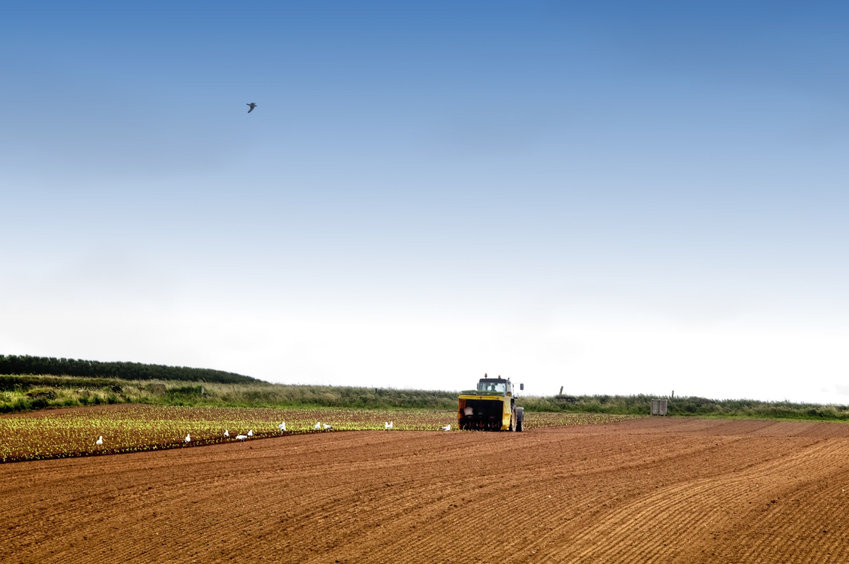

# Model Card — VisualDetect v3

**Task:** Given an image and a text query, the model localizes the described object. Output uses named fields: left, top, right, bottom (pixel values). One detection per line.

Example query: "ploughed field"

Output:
left=3, top=415, right=849, bottom=563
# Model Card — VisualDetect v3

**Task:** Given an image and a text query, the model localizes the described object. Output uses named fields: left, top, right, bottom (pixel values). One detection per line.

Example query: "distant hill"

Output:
left=0, top=354, right=259, bottom=384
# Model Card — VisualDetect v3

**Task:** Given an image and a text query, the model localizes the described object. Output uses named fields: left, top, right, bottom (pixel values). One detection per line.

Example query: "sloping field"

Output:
left=3, top=417, right=849, bottom=563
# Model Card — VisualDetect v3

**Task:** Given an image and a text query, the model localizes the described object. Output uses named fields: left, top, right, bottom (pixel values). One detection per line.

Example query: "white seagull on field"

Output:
left=96, top=436, right=103, bottom=445
left=385, top=421, right=393, bottom=430
left=323, top=423, right=332, bottom=430
left=224, top=429, right=229, bottom=437
left=314, top=422, right=322, bottom=430
left=185, top=433, right=191, bottom=443
left=235, top=434, right=247, bottom=440
left=278, top=422, right=286, bottom=432
left=441, top=425, right=451, bottom=431
left=247, top=429, right=253, bottom=437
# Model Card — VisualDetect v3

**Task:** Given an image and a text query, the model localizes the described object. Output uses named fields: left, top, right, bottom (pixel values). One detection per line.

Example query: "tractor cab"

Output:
left=475, top=377, right=512, bottom=395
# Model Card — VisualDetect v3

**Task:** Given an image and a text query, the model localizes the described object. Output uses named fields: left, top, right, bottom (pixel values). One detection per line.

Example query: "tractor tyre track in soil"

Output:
left=3, top=418, right=849, bottom=563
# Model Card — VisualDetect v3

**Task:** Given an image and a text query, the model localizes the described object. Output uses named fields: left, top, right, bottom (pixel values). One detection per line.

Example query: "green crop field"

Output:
left=0, top=404, right=636, bottom=463
left=4, top=356, right=849, bottom=466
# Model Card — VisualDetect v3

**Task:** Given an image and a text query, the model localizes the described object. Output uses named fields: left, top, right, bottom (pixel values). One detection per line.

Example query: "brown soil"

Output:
left=3, top=417, right=849, bottom=563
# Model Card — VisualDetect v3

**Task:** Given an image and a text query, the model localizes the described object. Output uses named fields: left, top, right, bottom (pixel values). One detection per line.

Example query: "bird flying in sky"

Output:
left=247, top=102, right=257, bottom=113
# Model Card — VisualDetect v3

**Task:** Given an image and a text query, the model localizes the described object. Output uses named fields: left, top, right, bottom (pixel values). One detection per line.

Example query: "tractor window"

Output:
left=477, top=381, right=507, bottom=393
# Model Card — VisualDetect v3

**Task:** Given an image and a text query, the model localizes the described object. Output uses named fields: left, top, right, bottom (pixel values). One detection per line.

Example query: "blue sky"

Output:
left=3, top=2, right=848, bottom=402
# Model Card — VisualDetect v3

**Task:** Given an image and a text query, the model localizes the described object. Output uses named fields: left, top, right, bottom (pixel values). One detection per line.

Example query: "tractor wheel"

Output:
left=509, top=411, right=516, bottom=432
left=516, top=407, right=524, bottom=432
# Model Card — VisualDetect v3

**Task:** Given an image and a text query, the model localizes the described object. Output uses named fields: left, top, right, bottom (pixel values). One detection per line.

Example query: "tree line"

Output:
left=0, top=355, right=259, bottom=384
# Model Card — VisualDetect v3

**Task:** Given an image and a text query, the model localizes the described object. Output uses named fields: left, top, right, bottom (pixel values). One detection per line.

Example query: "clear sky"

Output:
left=3, top=1, right=848, bottom=403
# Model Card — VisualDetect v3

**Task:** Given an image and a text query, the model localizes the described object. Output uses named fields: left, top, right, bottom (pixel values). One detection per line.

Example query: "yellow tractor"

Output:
left=457, top=375, right=524, bottom=431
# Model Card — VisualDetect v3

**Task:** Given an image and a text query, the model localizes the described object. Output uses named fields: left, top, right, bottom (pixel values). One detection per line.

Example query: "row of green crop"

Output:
left=0, top=405, right=636, bottom=463
left=520, top=394, right=849, bottom=420
left=0, top=374, right=459, bottom=413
